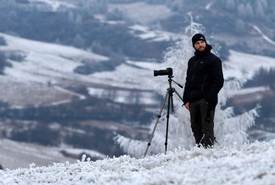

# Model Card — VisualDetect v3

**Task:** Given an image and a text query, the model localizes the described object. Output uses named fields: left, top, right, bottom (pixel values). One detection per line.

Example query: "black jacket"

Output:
left=183, top=45, right=224, bottom=108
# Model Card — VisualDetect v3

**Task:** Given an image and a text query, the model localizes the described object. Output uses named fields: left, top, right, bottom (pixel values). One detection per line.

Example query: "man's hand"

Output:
left=184, top=102, right=190, bottom=111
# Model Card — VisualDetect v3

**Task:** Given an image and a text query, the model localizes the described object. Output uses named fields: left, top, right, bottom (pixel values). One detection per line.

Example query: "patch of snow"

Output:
left=229, top=86, right=270, bottom=96
left=205, top=2, right=214, bottom=10
left=129, top=24, right=178, bottom=42
left=0, top=33, right=108, bottom=62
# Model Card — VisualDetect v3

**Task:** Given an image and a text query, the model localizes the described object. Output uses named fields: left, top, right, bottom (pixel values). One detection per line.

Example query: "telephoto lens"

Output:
left=154, top=68, right=173, bottom=77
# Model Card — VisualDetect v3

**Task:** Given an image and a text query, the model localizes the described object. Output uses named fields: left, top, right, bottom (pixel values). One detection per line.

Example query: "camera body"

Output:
left=154, top=68, right=173, bottom=77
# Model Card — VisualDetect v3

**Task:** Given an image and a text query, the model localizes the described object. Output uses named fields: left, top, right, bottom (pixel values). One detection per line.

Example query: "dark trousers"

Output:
left=190, top=99, right=215, bottom=148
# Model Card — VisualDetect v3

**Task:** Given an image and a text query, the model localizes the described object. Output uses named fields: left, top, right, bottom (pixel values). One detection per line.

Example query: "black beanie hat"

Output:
left=192, top=33, right=206, bottom=46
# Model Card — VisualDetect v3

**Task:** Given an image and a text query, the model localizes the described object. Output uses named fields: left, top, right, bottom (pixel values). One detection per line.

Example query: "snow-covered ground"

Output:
left=1, top=140, right=275, bottom=185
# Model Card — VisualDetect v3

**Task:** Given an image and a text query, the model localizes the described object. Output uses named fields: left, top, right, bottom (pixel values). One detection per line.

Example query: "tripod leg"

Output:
left=144, top=92, right=168, bottom=157
left=165, top=91, right=171, bottom=154
left=170, top=90, right=174, bottom=113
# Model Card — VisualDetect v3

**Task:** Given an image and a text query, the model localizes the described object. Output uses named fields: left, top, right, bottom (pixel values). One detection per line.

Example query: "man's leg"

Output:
left=190, top=100, right=203, bottom=145
left=200, top=99, right=215, bottom=148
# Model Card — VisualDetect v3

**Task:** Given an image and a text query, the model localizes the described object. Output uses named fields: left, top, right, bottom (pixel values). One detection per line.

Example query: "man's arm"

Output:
left=208, top=58, right=224, bottom=97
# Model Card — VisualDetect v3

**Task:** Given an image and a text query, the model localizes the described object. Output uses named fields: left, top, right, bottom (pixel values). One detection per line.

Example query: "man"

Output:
left=183, top=33, right=224, bottom=148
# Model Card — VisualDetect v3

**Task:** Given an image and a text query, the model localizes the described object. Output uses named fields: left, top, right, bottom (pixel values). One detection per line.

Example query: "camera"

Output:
left=154, top=68, right=173, bottom=77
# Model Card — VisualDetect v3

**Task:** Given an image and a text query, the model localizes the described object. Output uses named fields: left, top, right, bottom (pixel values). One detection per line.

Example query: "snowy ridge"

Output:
left=1, top=140, right=275, bottom=185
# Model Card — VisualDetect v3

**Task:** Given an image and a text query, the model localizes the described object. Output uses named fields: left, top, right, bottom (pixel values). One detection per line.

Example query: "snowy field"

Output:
left=1, top=140, right=275, bottom=185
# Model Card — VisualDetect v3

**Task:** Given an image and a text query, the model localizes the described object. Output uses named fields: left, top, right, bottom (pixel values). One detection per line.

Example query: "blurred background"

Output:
left=0, top=0, right=275, bottom=169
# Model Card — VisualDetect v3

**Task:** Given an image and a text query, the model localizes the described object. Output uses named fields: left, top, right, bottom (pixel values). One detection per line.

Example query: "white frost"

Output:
left=1, top=140, right=275, bottom=184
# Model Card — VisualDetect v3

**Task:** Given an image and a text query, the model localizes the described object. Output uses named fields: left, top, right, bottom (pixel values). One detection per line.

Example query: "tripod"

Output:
left=144, top=75, right=184, bottom=157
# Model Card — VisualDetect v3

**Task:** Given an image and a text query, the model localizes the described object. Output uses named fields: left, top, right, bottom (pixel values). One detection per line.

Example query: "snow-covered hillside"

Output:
left=1, top=31, right=275, bottom=107
left=0, top=139, right=104, bottom=170
left=0, top=33, right=161, bottom=106
left=1, top=140, right=275, bottom=185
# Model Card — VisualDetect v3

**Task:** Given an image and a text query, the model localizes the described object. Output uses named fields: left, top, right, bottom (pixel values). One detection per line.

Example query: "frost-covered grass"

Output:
left=1, top=140, right=275, bottom=185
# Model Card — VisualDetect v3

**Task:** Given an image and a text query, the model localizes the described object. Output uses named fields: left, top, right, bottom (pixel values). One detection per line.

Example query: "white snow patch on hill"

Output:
left=1, top=140, right=275, bottom=184
left=224, top=50, right=275, bottom=82
left=0, top=139, right=74, bottom=169
left=0, top=33, right=108, bottom=84
left=28, top=0, right=76, bottom=11
left=0, top=33, right=110, bottom=106
left=108, top=2, right=173, bottom=24
left=228, top=86, right=270, bottom=96
left=129, top=24, right=179, bottom=42
left=0, top=139, right=105, bottom=170
left=252, top=25, right=275, bottom=46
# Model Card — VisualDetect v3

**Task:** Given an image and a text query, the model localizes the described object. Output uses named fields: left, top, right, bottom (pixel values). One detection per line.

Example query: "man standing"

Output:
left=183, top=33, right=224, bottom=148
